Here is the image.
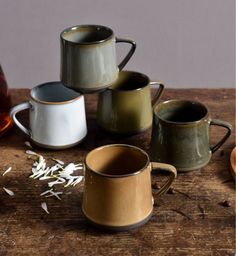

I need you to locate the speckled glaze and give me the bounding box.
[150,100,232,172]
[82,144,177,230]
[60,25,136,93]
[97,71,164,134]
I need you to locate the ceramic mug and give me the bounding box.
[150,100,232,172]
[10,82,87,149]
[82,144,177,231]
[60,24,136,93]
[97,71,164,134]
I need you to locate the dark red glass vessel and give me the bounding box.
[0,65,13,136]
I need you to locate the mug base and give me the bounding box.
[30,135,86,150]
[175,160,211,172]
[97,122,152,136]
[83,211,153,232]
[64,82,115,94]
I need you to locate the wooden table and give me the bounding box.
[0,89,235,256]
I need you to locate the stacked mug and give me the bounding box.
[10,24,232,231]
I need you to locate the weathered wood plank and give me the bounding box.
[0,89,235,256]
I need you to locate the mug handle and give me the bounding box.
[151,162,177,197]
[210,119,232,153]
[150,81,165,109]
[10,102,32,137]
[116,38,136,70]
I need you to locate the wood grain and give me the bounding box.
[230,147,236,180]
[0,89,235,256]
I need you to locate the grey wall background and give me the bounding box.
[0,0,235,88]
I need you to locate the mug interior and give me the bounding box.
[154,100,208,123]
[31,82,81,103]
[86,144,149,177]
[61,25,113,44]
[109,71,149,91]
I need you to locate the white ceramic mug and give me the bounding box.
[60,24,136,93]
[10,82,87,149]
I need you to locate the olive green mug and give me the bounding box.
[150,100,232,172]
[97,70,164,134]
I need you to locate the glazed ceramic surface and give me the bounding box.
[10,82,87,149]
[97,71,164,134]
[82,144,177,231]
[60,25,136,93]
[150,100,232,172]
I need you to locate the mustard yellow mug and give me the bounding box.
[82,144,177,231]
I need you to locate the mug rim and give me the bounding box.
[30,81,82,105]
[60,24,114,45]
[153,99,209,125]
[107,70,150,92]
[85,144,150,178]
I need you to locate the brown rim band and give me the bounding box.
[30,81,82,105]
[60,24,114,45]
[85,144,150,178]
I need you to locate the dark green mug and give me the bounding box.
[150,100,232,172]
[97,70,164,134]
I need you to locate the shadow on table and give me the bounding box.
[213,142,235,190]
[0,115,152,154]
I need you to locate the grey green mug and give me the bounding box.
[60,25,136,93]
[97,70,164,134]
[150,100,232,172]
